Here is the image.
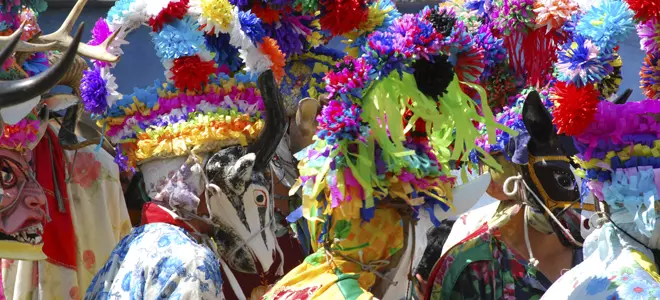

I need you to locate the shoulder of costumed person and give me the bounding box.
[292,2,513,226]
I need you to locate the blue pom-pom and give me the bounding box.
[576,0,635,50]
[151,16,206,62]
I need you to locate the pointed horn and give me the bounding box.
[613,88,632,104]
[0,23,83,109]
[0,25,23,68]
[248,70,288,170]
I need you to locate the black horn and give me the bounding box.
[0,27,23,70]
[248,70,287,170]
[0,23,83,109]
[613,88,632,104]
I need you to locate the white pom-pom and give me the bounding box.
[144,0,177,17]
[240,48,273,75]
[101,68,122,108]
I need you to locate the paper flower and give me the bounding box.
[554,35,614,87]
[637,18,660,53]
[258,37,286,80]
[551,81,601,136]
[205,33,243,72]
[391,14,442,60]
[363,30,414,79]
[426,5,457,38]
[81,66,111,115]
[534,0,579,33]
[474,24,506,78]
[21,52,49,77]
[316,99,364,143]
[151,16,207,61]
[491,0,536,35]
[325,56,372,100]
[238,10,266,45]
[170,55,217,91]
[319,0,368,36]
[640,51,660,100]
[0,114,41,151]
[196,0,234,33]
[148,0,189,32]
[624,0,660,22]
[576,0,635,50]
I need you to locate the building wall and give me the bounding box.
[39,5,647,100]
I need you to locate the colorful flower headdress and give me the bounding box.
[293,5,513,225]
[82,0,349,170]
[0,2,50,152]
[463,0,635,165]
[556,1,660,235]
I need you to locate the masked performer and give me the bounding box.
[263,3,514,298]
[79,0,340,298]
[423,0,635,298]
[541,1,660,298]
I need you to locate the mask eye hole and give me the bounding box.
[553,171,575,190]
[254,190,267,207]
[1,160,16,189]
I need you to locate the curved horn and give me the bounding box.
[0,23,83,109]
[248,70,287,170]
[0,25,24,68]
[613,88,632,104]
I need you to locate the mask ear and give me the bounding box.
[522,90,555,144]
[0,96,41,125]
[206,146,256,195]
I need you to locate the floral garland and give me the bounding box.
[294,6,513,225]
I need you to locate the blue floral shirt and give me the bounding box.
[85,223,223,299]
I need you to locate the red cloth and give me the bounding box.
[34,127,76,270]
[140,202,195,233]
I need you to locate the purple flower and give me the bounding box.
[637,18,660,53]
[80,67,109,115]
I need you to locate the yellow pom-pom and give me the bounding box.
[199,0,234,34]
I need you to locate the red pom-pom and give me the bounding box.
[551,82,601,136]
[171,55,216,92]
[319,0,368,36]
[625,0,660,21]
[252,3,281,24]
[149,0,190,32]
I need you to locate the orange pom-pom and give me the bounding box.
[551,82,601,136]
[259,37,286,81]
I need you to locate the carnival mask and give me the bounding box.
[205,70,287,275]
[0,149,47,260]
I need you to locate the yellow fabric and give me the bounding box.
[630,249,660,283]
[264,207,404,299]
[1,134,132,300]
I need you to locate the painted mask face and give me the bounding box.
[0,148,47,259]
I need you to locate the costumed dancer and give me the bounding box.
[0,2,132,299]
[423,0,634,298]
[263,3,513,299]
[80,0,333,298]
[541,0,660,298]
[0,13,85,300]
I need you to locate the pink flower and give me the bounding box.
[70,153,101,188]
[82,250,96,271]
